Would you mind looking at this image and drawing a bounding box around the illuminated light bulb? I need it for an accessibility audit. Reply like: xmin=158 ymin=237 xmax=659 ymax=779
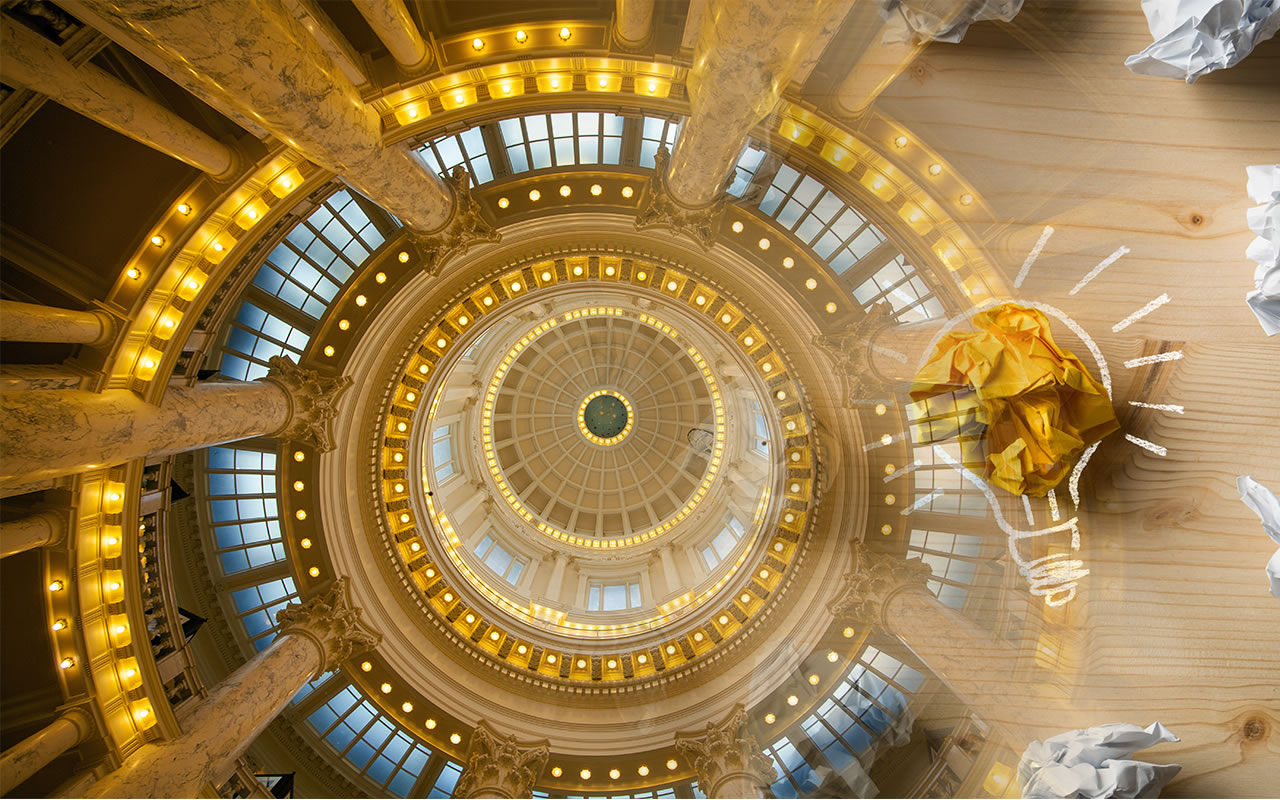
xmin=107 ymin=582 xmax=121 ymax=591
xmin=141 ymin=358 xmax=156 ymax=369
xmin=638 ymin=765 xmax=650 ymax=776
xmin=744 ymin=336 xmax=754 ymax=346
xmin=443 ymin=593 xmax=453 ymax=602
xmin=647 ymin=80 xmax=658 ymax=93
xmin=550 ymin=766 xmax=562 ymax=777
xmin=52 ymin=619 xmax=68 ymax=631
xmin=113 ymin=624 xmax=127 ymax=635
xmin=718 ymin=615 xmax=729 ymax=625
xmin=741 ymin=593 xmax=752 ymax=603
xmin=402 ymin=701 xmax=415 ymax=713
xmin=295 ymin=509 xmax=307 ymax=520
xmin=465 ymin=614 xmax=475 ymax=624
xmin=177 ymin=203 xmax=191 ymax=215
xmin=787 ymin=695 xmax=799 ymax=706
xmin=150 ymin=235 xmax=165 ymax=247
xmin=380 ymin=682 xmax=392 ymax=694
xmin=123 ymin=668 xmax=137 ymax=679
xmin=453 ymin=91 xmax=465 ymax=105
xmin=783 ymin=256 xmax=794 ymax=268
xmin=426 ymin=718 xmax=437 ymax=729
xmin=510 ymin=281 xmax=521 ymax=292
xmin=308 ymin=566 xmax=320 ymax=577
xmin=843 ymin=626 xmax=856 ymax=638
xmin=405 ymin=391 xmax=416 ymax=401
xmin=108 ymin=491 xmax=122 ymax=502
xmin=490 ymin=630 xmax=500 ymax=641
xmin=580 ymin=769 xmax=591 ymax=780
xmin=323 ymin=345 xmax=334 ymax=357
xmin=637 ymin=654 xmax=647 ymax=664
xmin=607 ymin=659 xmax=617 ymax=669
xmin=960 ymin=193 xmax=975 ymax=206
xmin=559 ymin=26 xmax=571 ymax=40
xmin=576 ymin=659 xmax=586 ymax=669
xmin=517 ymin=644 xmax=528 ymax=655
xmin=885 ymin=464 xmax=896 ymax=475
xmin=134 ymin=707 xmax=150 ymax=720
xmin=212 ymin=242 xmax=225 ymax=252
xmin=396 ymin=422 xmax=407 ymax=432
xmin=300 ymin=538 xmax=312 ymax=549
xmin=786 ymin=421 xmax=797 ymax=431
xmin=666 ymin=760 xmax=678 ymax=771
xmin=881 ymin=524 xmax=893 ymax=536
xmin=361 ymin=660 xmax=372 ymax=673
xmin=636 ymin=270 xmax=647 ymax=280
xmin=126 ymin=267 xmax=141 ymax=280
xmin=758 ymin=238 xmax=770 ymax=250
xmin=765 ymin=713 xmax=777 ymax=724
xmin=246 ymin=208 xmax=259 ymax=220
xmin=784 ymin=512 xmax=795 ymax=523
xmin=280 ymin=177 xmax=292 ymax=189
xmin=393 ymin=452 xmax=404 ymax=462
xmin=826 ymin=302 xmax=837 ymax=313
xmin=721 ymin=313 xmax=732 ymax=323
xmin=667 ymin=280 xmax=677 ymax=291
xmin=529 ymin=189 xmax=541 ymax=201
xmin=410 ymin=542 xmax=420 ymax=552
xmin=436 ymin=337 xmax=447 ymax=348
xmin=541 ymin=271 xmax=552 ymax=282
xmin=599 ymin=77 xmax=609 ymax=88
xmin=546 ymin=654 xmax=556 ymax=664
xmin=894 ymin=135 xmax=908 ymax=148
xmin=407 ymin=107 xmax=418 ymax=119
xmin=375 ymin=271 xmax=387 ymax=284
xmin=621 ymin=186 xmax=633 ymax=198
xmin=805 ymin=278 xmax=818 ymax=290
xmin=418 ymin=364 xmax=428 ymax=374
xmin=789 ymin=450 xmax=800 ymax=460
xmin=809 ymin=674 xmax=820 ymax=685
xmin=483 ymin=296 xmax=494 ymax=306
xmin=760 ymin=568 xmax=771 ymax=579
xmin=338 ymin=319 xmax=350 ymax=330
xmin=549 ymin=78 xmax=561 ymax=90
xmin=424 ymin=569 xmax=434 ymax=578
xmin=450 ymin=733 xmax=462 ymax=745
xmin=880 ymin=433 xmax=893 ymax=445
xmin=162 ymin=318 xmax=175 ymax=329
xmin=472 ymin=37 xmax=484 ymax=50
xmin=694 ymin=632 xmax=704 ymax=642
xmin=399 ymin=513 xmax=410 ymax=523
xmin=609 ymin=769 xmax=620 ymax=780
xmin=559 ymin=184 xmax=571 ymax=197
xmin=731 ymin=220 xmax=744 ymax=233
xmin=515 ymin=29 xmax=527 ymax=43
xmin=884 ymin=494 xmax=896 ymax=505
xmin=762 ymin=362 xmax=772 ymax=372
xmin=589 ymin=184 xmax=603 ymax=197
xmin=665 ymin=645 xmax=675 ymax=655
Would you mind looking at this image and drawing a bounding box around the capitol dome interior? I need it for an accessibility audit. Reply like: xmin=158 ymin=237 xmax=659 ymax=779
xmin=0 ymin=0 xmax=1277 ymax=798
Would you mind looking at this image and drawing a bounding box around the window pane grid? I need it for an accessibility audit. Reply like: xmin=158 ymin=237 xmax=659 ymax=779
xmin=221 ymin=301 xmax=310 ymax=380
xmin=638 ymin=116 xmax=681 ymax=168
xmin=853 ymin=254 xmax=944 ymax=322
xmin=306 ymin=684 xmax=435 ymax=797
xmin=499 ymin=112 xmax=625 ymax=174
xmin=417 ymin=127 xmax=493 ymax=184
xmin=207 ymin=446 xmax=283 ymax=574
xmin=230 ymin=577 xmax=298 ymax=650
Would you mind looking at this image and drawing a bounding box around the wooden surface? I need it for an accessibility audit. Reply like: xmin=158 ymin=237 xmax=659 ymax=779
xmin=857 ymin=2 xmax=1279 ymax=795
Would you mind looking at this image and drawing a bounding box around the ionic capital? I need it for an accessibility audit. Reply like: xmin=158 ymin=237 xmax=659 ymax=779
xmin=259 ymin=356 xmax=353 ymax=452
xmin=828 ymin=545 xmax=933 ymax=631
xmin=276 ymin=577 xmax=381 ymax=677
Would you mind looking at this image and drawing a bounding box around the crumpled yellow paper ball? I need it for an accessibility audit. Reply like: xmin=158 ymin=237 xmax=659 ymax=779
xmin=910 ymin=303 xmax=1120 ymax=497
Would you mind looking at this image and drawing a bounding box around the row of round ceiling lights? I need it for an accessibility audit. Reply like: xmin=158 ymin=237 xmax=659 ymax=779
xmin=761 ymin=627 xmax=859 ymax=726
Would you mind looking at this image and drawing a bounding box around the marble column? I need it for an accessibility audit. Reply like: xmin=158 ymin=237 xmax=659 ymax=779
xmin=0 ymin=18 xmax=235 ymax=176
xmin=656 ymin=544 xmax=682 ymax=594
xmin=0 ymin=510 xmax=66 ymax=558
xmin=66 ymin=0 xmax=454 ymax=232
xmin=349 ymin=0 xmax=430 ymax=69
xmin=674 ymin=705 xmax=776 ymax=798
xmin=665 ymin=0 xmax=842 ymax=208
xmin=544 ymin=552 xmax=570 ymax=601
xmin=85 ymin=578 xmax=380 ymax=799
xmin=0 ymin=707 xmax=95 ymax=795
xmin=0 ymin=299 xmax=117 ymax=346
xmin=614 ymin=0 xmax=656 ymax=48
xmin=454 ymin=721 xmax=550 ymax=798
xmin=0 ymin=355 xmax=351 ymax=490
xmin=830 ymin=546 xmax=1091 ymax=746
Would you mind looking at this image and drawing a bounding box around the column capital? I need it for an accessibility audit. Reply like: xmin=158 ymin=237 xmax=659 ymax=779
xmin=635 ymin=146 xmax=728 ymax=248
xmin=410 ymin=166 xmax=501 ymax=276
xmin=812 ymin=302 xmax=897 ymax=406
xmin=454 ymin=720 xmax=550 ymax=798
xmin=674 ymin=705 xmax=776 ymax=797
xmin=276 ymin=577 xmax=380 ymax=677
xmin=259 ymin=356 xmax=353 ymax=452
xmin=828 ymin=545 xmax=933 ymax=631
xmin=56 ymin=704 xmax=97 ymax=742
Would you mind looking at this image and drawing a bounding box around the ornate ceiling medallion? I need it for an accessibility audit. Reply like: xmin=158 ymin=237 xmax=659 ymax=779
xmin=578 ymin=390 xmax=634 ymax=445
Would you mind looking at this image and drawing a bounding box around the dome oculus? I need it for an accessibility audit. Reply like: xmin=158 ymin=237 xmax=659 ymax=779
xmin=579 ymin=390 xmax=633 ymax=445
